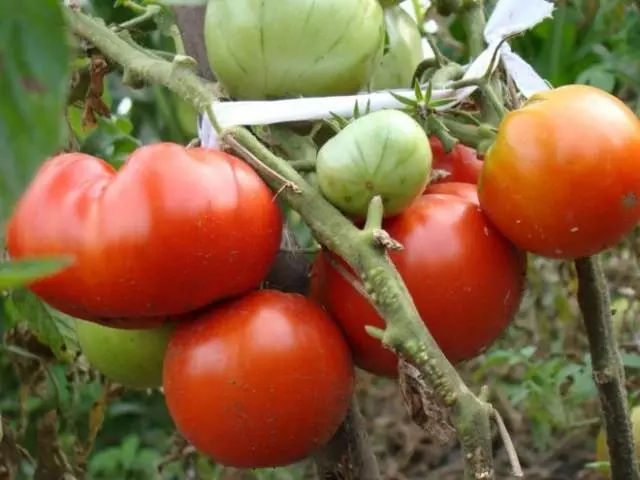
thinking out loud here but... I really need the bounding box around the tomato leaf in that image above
[0,0,69,225]
[5,289,79,362]
[0,257,74,290]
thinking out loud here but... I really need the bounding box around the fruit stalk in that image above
[65,8,500,479]
[438,0,504,126]
[575,256,640,480]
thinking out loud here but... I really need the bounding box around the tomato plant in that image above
[312,191,526,377]
[429,136,483,185]
[6,144,282,327]
[75,319,174,389]
[163,289,354,468]
[316,109,432,218]
[369,5,423,90]
[204,0,385,100]
[478,84,640,259]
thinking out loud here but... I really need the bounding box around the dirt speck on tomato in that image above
[623,192,638,209]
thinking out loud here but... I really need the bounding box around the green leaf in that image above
[621,353,640,369]
[0,257,74,290]
[576,65,617,92]
[0,0,70,224]
[389,91,417,107]
[4,288,79,362]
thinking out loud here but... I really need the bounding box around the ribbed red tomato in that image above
[479,85,640,259]
[312,191,526,378]
[163,290,354,468]
[429,136,483,185]
[6,144,282,328]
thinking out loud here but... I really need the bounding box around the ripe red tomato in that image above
[424,181,479,205]
[479,84,640,259]
[163,289,354,468]
[429,136,483,185]
[6,144,282,328]
[311,192,526,378]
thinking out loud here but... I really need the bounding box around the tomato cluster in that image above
[6,142,356,468]
[7,0,640,469]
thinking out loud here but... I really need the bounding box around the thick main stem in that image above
[65,9,497,479]
[575,257,640,480]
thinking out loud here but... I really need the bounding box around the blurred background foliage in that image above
[1,0,640,479]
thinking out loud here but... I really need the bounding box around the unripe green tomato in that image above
[204,0,386,100]
[316,109,432,218]
[75,319,174,389]
[370,6,424,90]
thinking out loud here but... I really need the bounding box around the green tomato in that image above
[370,6,424,90]
[75,319,174,389]
[204,0,386,100]
[316,109,432,218]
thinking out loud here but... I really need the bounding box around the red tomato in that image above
[479,85,640,259]
[311,192,526,378]
[424,181,479,205]
[163,289,354,468]
[6,144,282,328]
[429,136,483,185]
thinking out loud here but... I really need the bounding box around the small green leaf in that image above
[621,353,640,369]
[389,91,417,107]
[0,257,74,290]
[5,289,79,362]
[0,0,70,224]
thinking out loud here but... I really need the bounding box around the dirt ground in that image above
[356,373,604,480]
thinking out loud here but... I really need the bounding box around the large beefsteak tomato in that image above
[312,191,526,378]
[478,84,640,259]
[6,144,282,328]
[163,289,354,468]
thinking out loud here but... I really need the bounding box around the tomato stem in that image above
[112,4,162,32]
[312,395,380,479]
[363,196,385,232]
[575,255,640,480]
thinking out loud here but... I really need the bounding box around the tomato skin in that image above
[204,0,385,100]
[369,6,423,90]
[311,193,526,378]
[424,182,479,205]
[429,136,483,185]
[75,319,174,389]
[478,85,640,259]
[163,290,354,468]
[6,144,283,328]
